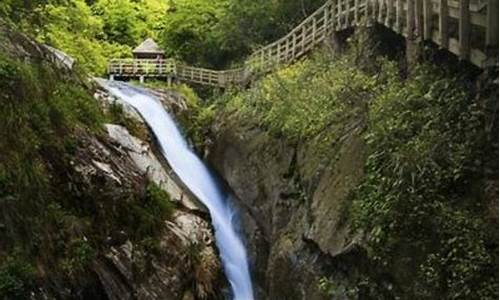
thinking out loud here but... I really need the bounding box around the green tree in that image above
[37,0,132,75]
[93,0,143,46]
[159,0,228,68]
[213,0,325,65]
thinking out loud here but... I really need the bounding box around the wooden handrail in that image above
[108,0,498,87]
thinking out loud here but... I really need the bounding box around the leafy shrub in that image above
[350,64,498,298]
[145,182,175,220]
[61,239,96,276]
[172,84,217,151]
[131,182,175,238]
[221,50,375,157]
[0,46,105,278]
[0,256,35,299]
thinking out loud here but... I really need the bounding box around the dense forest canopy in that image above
[0,0,324,73]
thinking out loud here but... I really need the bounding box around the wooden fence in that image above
[108,0,498,87]
[367,0,498,67]
[176,65,246,87]
[108,59,176,77]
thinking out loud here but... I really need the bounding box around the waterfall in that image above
[101,80,254,300]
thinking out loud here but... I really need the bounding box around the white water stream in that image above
[101,80,254,300]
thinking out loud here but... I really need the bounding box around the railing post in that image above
[324,4,330,34]
[285,38,290,62]
[396,0,403,33]
[330,0,337,27]
[268,48,273,68]
[277,43,281,63]
[345,0,350,27]
[260,51,265,72]
[486,0,499,48]
[312,18,317,44]
[355,0,360,25]
[302,25,306,54]
[217,72,223,87]
[372,0,378,22]
[485,0,499,65]
[439,0,449,48]
[386,0,394,27]
[415,0,424,41]
[365,0,370,23]
[338,0,342,29]
[407,0,415,39]
[423,0,432,40]
[378,0,384,23]
[459,0,470,60]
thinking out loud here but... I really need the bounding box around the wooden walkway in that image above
[108,0,498,87]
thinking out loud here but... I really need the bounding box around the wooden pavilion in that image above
[132,38,165,60]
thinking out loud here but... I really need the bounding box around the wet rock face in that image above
[207,115,366,300]
[60,124,224,300]
[95,211,220,300]
[105,124,200,211]
[85,91,224,300]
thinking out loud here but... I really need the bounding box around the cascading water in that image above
[101,80,254,300]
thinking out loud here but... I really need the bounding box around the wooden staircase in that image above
[108,0,498,87]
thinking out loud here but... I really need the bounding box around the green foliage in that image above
[221,51,373,156]
[2,0,169,75]
[319,277,358,299]
[158,0,325,68]
[92,0,142,46]
[351,63,498,298]
[0,49,106,276]
[120,182,175,241]
[0,54,103,228]
[139,237,163,257]
[1,0,331,73]
[132,182,175,238]
[36,0,132,75]
[0,256,36,299]
[173,84,216,151]
[159,0,229,68]
[61,238,96,276]
[92,0,168,44]
[220,41,497,298]
[0,0,66,29]
[215,0,324,63]
[145,182,175,218]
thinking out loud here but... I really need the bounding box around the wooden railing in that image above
[108,59,245,87]
[108,0,498,87]
[176,65,246,87]
[367,0,498,67]
[108,59,177,77]
[245,0,352,73]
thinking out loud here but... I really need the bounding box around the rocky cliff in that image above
[0,24,224,300]
[203,31,498,299]
[206,111,366,299]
